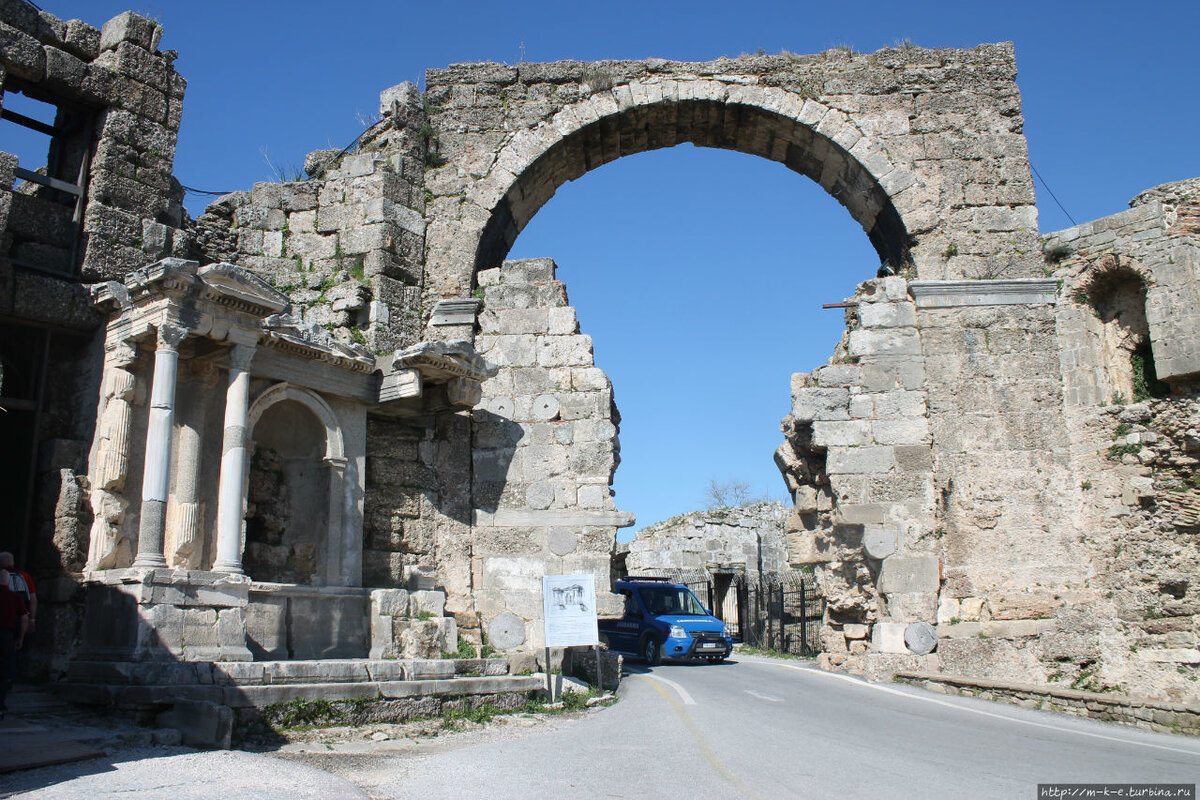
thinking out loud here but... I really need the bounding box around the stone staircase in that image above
[58,657,541,710]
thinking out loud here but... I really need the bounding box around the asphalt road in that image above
[363,655,1200,799]
[5,655,1198,799]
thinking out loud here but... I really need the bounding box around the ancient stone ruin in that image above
[1,4,1197,710]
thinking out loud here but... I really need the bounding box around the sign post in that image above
[542,574,599,701]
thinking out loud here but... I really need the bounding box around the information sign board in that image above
[542,573,598,647]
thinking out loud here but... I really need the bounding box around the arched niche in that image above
[245,383,348,585]
[1077,256,1168,403]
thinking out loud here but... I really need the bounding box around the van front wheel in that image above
[641,635,662,666]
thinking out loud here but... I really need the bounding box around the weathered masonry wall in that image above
[778,179,1200,701]
[0,7,190,679]
[776,277,938,672]
[1039,178,1200,703]
[471,258,631,651]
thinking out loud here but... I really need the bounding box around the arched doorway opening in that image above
[246,398,329,584]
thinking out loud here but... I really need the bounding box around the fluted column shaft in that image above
[134,323,187,568]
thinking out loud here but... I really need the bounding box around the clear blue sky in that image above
[29,0,1200,536]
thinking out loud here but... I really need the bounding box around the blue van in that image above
[598,578,732,664]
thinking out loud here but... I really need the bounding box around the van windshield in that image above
[639,586,707,616]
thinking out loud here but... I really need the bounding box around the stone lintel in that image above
[474,509,637,529]
[430,298,482,326]
[909,279,1059,308]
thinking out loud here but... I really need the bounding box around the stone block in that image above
[827,446,895,475]
[156,700,232,749]
[813,420,871,447]
[409,590,446,618]
[787,531,836,564]
[859,302,917,328]
[937,597,959,625]
[848,329,922,358]
[843,624,869,640]
[62,19,101,60]
[938,622,981,639]
[791,387,850,421]
[888,592,939,621]
[959,598,987,621]
[816,365,861,387]
[371,588,410,617]
[878,556,940,594]
[43,45,86,91]
[99,11,161,52]
[0,21,46,81]
[1137,649,1200,664]
[872,622,908,654]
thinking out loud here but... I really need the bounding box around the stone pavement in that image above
[0,685,173,775]
[0,685,367,798]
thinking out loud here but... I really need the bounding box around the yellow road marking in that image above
[643,676,762,800]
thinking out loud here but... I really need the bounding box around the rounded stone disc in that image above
[487,396,514,417]
[532,394,561,421]
[525,482,555,510]
[488,612,527,650]
[547,527,577,556]
[904,621,937,655]
[863,528,897,560]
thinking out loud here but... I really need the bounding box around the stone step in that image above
[55,674,542,710]
[66,657,509,687]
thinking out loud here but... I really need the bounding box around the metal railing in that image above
[736,575,823,656]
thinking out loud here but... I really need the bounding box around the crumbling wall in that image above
[469,258,629,653]
[1038,179,1200,702]
[620,503,790,579]
[191,83,432,354]
[0,7,190,679]
[0,9,189,285]
[920,293,1087,683]
[776,277,936,673]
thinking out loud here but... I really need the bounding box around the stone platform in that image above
[58,657,538,709]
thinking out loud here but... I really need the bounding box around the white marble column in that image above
[134,322,188,568]
[213,343,256,574]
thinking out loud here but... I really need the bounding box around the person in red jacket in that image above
[0,569,28,719]
[0,553,33,691]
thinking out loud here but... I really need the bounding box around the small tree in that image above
[705,479,755,510]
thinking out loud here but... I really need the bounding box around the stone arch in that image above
[248,382,345,461]
[1075,254,1166,402]
[461,80,924,279]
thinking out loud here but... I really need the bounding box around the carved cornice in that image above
[908,279,1059,308]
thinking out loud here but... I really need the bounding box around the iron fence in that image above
[736,575,822,656]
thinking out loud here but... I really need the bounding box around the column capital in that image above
[105,339,138,369]
[228,342,257,371]
[156,322,188,351]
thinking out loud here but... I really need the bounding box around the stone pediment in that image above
[389,340,496,383]
[261,313,376,372]
[91,259,291,319]
[198,263,290,315]
[91,258,200,311]
[379,340,497,410]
